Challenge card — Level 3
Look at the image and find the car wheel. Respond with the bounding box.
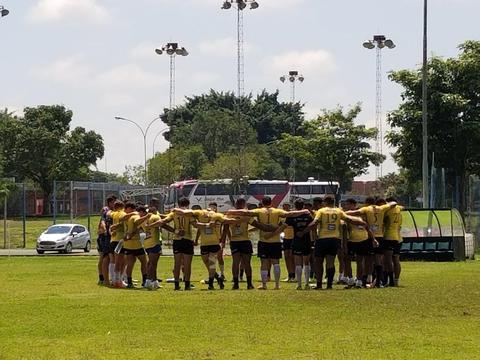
[84,240,91,253]
[36,249,44,254]
[65,242,73,254]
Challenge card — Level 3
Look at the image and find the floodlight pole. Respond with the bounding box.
[422,0,429,208]
[222,1,259,97]
[280,71,304,181]
[363,35,396,180]
[155,43,189,109]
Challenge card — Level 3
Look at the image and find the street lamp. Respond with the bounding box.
[0,5,9,17]
[152,127,170,157]
[221,0,259,97]
[363,35,396,180]
[114,115,161,185]
[279,70,304,103]
[155,42,189,109]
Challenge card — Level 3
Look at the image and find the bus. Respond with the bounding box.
[164,179,340,212]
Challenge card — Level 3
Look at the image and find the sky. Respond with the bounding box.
[1,0,479,182]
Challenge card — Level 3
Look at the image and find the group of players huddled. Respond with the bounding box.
[96,194,403,291]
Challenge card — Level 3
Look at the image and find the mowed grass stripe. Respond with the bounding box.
[0,257,479,359]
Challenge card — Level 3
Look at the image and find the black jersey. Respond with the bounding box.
[286,213,313,242]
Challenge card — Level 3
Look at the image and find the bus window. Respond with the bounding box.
[194,183,231,196]
[248,183,288,195]
[177,185,195,199]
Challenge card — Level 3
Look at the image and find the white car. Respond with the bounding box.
[36,224,91,254]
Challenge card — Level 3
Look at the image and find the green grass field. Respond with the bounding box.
[0,256,479,359]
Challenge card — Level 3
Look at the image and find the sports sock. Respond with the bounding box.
[214,272,220,280]
[338,272,344,282]
[233,276,239,286]
[273,264,281,287]
[260,270,268,285]
[295,265,303,286]
[375,265,384,286]
[240,268,245,279]
[289,272,295,280]
[108,264,115,279]
[304,265,311,285]
[208,277,214,287]
[326,267,335,288]
[99,274,104,282]
[246,276,253,287]
[219,264,225,276]
[388,272,395,286]
[185,281,191,289]
[142,274,147,286]
[127,277,133,285]
[174,281,180,289]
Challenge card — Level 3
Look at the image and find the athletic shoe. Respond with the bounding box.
[200,279,207,285]
[174,285,181,291]
[167,277,182,283]
[296,285,302,290]
[232,283,239,290]
[257,285,267,290]
[208,285,215,290]
[247,284,255,290]
[394,278,400,287]
[190,284,195,289]
[220,274,226,282]
[126,283,134,289]
[218,278,225,290]
[144,279,151,289]
[273,285,280,290]
[97,280,104,286]
[184,285,193,291]
[304,284,311,290]
[355,280,363,289]
[282,277,291,283]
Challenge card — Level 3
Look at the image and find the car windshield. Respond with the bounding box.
[45,226,72,234]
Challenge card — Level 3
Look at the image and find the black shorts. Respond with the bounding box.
[374,237,384,254]
[230,240,253,255]
[123,248,146,257]
[282,239,293,251]
[145,244,162,254]
[383,239,398,252]
[314,238,340,257]
[173,239,194,255]
[200,244,221,255]
[97,235,109,253]
[109,241,119,254]
[348,240,370,256]
[257,241,282,259]
[292,238,311,256]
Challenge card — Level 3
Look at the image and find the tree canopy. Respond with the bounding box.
[387,40,480,210]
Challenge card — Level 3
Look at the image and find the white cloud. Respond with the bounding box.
[265,49,337,78]
[96,64,166,89]
[28,0,110,24]
[30,55,93,85]
[198,37,254,57]
[130,42,161,61]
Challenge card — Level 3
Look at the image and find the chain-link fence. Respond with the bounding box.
[0,181,167,249]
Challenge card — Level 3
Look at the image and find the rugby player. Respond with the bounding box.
[346,197,397,287]
[384,197,403,286]
[286,199,313,290]
[122,203,150,288]
[281,203,296,282]
[97,195,116,285]
[343,198,375,288]
[300,196,366,290]
[140,205,162,289]
[148,197,196,290]
[109,200,127,288]
[227,196,310,290]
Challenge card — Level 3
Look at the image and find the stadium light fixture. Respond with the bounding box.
[221,1,232,9]
[155,42,189,109]
[363,41,375,50]
[0,6,9,17]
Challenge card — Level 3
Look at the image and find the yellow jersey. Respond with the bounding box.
[283,225,294,240]
[314,207,348,240]
[144,214,161,249]
[384,205,403,242]
[252,208,288,243]
[123,213,142,250]
[163,211,196,241]
[195,210,225,246]
[110,210,126,242]
[229,215,253,242]
[359,204,392,238]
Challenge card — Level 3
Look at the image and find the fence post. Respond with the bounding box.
[22,183,26,248]
[53,180,57,225]
[87,182,91,234]
[3,195,6,249]
[70,181,74,222]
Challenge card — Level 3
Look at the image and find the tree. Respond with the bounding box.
[277,104,384,191]
[122,165,146,186]
[0,105,104,213]
[377,170,422,207]
[161,89,305,152]
[147,146,208,185]
[387,41,480,211]
[200,146,284,185]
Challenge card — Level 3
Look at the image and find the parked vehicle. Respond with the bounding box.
[36,224,91,254]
